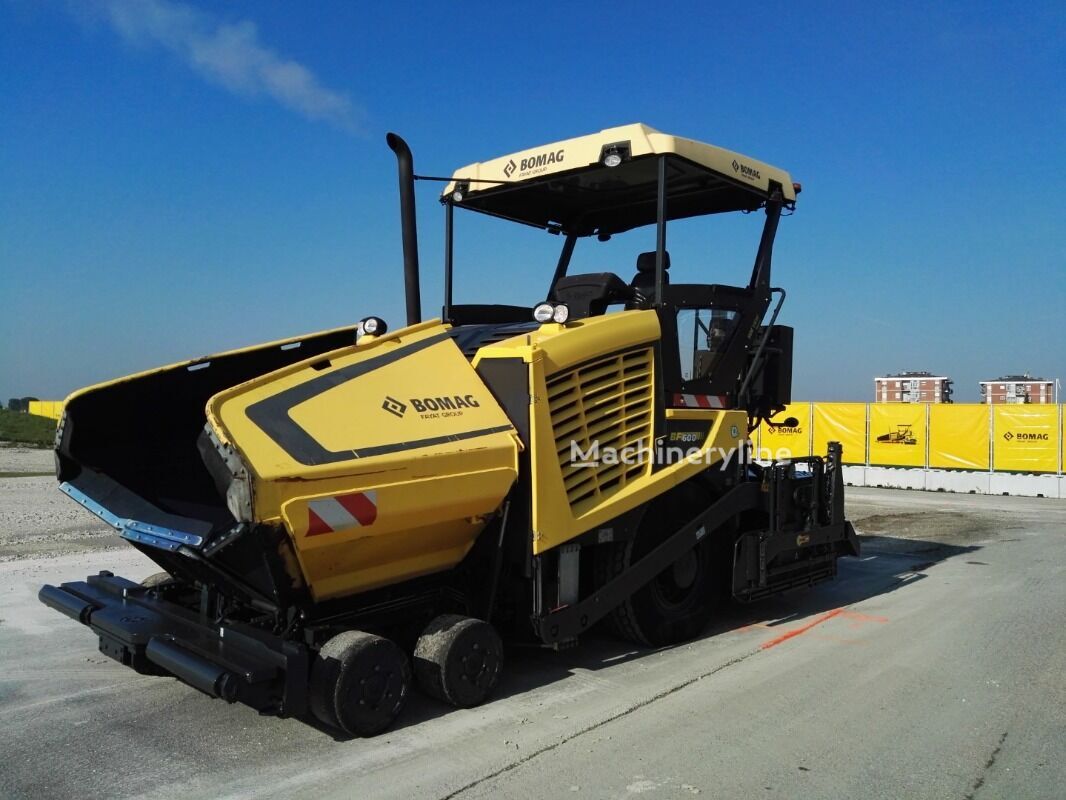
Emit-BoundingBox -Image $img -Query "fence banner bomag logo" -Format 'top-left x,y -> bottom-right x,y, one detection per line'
382,394 -> 481,420
766,425 -> 802,436
1002,431 -> 1048,441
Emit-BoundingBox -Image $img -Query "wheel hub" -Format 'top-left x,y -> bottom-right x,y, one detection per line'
460,643 -> 493,687
652,548 -> 702,609
351,665 -> 398,710
672,550 -> 698,589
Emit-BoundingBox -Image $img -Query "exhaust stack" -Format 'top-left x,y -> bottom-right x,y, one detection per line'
386,132 -> 422,326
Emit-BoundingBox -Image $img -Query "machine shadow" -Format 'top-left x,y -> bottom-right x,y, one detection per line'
313,532 -> 980,740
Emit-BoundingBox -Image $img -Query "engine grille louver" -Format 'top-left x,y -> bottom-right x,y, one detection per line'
547,348 -> 654,515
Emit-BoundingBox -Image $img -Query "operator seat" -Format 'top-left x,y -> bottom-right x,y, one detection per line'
631,251 -> 670,304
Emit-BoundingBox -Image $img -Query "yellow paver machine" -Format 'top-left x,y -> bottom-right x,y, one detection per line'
40,124 -> 859,734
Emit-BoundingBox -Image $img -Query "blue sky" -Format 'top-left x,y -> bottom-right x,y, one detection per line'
1,0 -> 1063,402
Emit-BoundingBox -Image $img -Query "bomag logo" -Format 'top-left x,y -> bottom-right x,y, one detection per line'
509,149 -> 565,178
408,394 -> 481,419
411,395 -> 480,412
1003,431 -> 1048,441
383,394 -> 481,419
731,158 -> 761,180
381,396 -> 406,418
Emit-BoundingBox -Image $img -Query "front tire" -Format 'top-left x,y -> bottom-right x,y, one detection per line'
596,485 -> 720,647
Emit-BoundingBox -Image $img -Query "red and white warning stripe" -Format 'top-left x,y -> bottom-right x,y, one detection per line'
672,393 -> 728,409
307,490 -> 378,537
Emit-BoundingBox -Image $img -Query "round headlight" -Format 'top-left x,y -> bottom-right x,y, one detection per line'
603,152 -> 622,168
533,302 -> 555,323
452,189 -> 464,202
552,303 -> 569,324
358,316 -> 387,338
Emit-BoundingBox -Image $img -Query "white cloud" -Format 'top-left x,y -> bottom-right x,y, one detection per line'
88,0 -> 361,132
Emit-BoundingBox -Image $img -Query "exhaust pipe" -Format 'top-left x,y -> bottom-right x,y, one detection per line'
386,132 -> 422,326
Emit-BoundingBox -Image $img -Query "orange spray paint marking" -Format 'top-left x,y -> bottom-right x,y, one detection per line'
760,608 -> 844,650
759,607 -> 888,650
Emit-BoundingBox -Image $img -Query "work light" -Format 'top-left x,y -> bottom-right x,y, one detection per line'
532,302 -> 555,323
357,316 -> 387,338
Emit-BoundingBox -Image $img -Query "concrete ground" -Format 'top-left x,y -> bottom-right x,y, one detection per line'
0,481 -> 1063,800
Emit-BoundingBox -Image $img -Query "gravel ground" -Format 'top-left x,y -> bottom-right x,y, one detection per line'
0,475 -> 117,561
0,446 -> 55,474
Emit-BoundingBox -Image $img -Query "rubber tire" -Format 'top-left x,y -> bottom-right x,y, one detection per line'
140,571 -> 173,588
309,631 -> 411,736
596,485 -> 719,648
413,615 -> 503,708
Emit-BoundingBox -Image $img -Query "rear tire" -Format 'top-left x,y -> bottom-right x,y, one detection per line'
596,484 -> 720,647
309,631 -> 411,736
413,615 -> 503,708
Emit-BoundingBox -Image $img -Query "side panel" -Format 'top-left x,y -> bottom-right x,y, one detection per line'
207,321 -> 522,601
279,467 -> 518,599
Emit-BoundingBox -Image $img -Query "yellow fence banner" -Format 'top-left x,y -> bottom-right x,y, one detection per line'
868,404 -> 926,467
758,402 -> 811,461
813,403 -> 866,464
929,405 -> 990,470
992,405 -> 1059,473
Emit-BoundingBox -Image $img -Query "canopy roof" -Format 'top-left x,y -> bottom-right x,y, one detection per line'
442,124 -> 796,236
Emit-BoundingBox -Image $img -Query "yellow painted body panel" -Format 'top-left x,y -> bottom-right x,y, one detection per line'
279,468 -> 517,600
206,320 -> 522,601
475,310 -> 746,555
